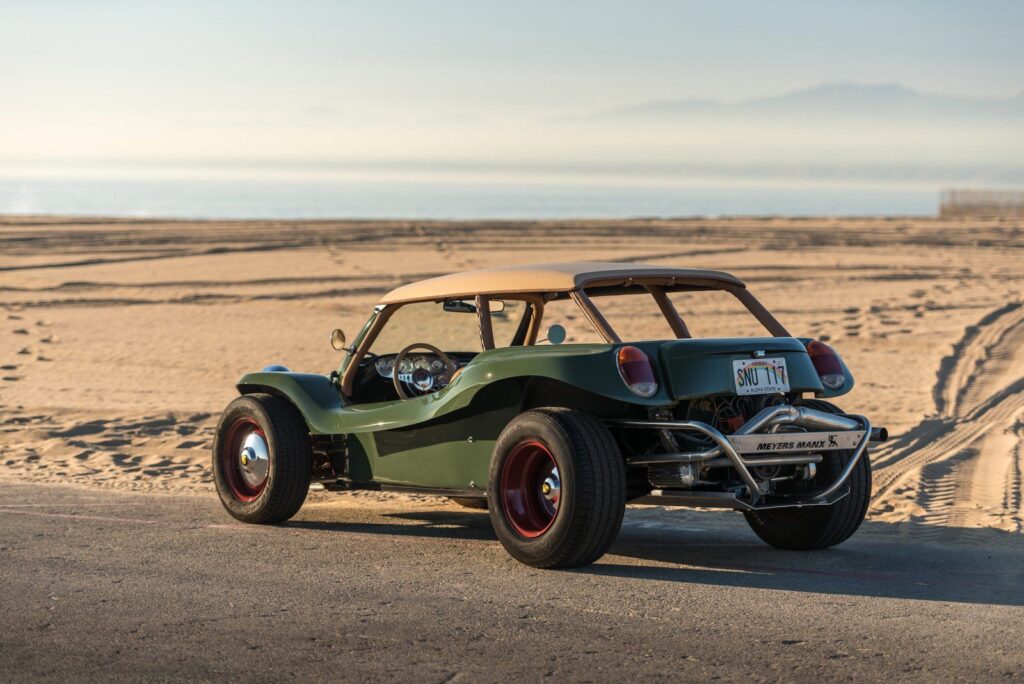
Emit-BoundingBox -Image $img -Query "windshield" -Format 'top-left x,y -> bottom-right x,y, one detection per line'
367,298 -> 534,354
371,301 -> 483,354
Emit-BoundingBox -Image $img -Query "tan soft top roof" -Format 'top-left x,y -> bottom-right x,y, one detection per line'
379,261 -> 744,304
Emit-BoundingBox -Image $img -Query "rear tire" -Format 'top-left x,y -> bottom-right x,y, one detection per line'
488,408 -> 626,569
213,394 -> 312,524
743,399 -> 871,550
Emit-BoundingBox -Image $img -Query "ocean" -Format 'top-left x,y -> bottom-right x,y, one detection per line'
0,175 -> 940,220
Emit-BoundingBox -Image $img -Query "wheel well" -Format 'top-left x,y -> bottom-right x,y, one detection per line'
512,377 -> 651,500
518,376 -> 632,417
237,385 -> 343,479
450,377 -> 635,450
237,385 -> 314,430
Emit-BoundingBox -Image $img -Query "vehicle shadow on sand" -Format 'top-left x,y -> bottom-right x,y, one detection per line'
592,517 -> 1024,607
289,507 -> 1024,607
285,509 -> 498,541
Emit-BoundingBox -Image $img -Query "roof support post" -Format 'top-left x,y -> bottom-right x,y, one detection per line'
570,290 -> 621,343
645,285 -> 691,339
476,295 -> 496,350
341,303 -> 397,396
519,294 -> 546,346
728,286 -> 790,337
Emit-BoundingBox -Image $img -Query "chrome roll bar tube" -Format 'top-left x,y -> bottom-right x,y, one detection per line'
606,405 -> 874,505
815,414 -> 871,501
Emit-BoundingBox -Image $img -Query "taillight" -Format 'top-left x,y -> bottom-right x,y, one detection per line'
806,340 -> 845,389
616,346 -> 658,397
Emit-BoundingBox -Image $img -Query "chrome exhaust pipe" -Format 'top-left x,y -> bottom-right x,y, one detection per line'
724,404 -> 859,435
738,405 -> 860,433
790,406 -> 860,431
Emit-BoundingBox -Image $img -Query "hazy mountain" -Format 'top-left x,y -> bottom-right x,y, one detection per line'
590,83 -> 1024,123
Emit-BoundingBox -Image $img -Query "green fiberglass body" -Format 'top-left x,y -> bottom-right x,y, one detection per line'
214,262 -> 886,568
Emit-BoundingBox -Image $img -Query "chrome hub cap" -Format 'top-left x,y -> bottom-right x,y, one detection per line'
238,432 -> 269,489
221,418 -> 270,503
541,468 -> 560,507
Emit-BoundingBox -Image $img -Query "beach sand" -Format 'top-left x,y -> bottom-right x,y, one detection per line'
1,215 -> 1022,534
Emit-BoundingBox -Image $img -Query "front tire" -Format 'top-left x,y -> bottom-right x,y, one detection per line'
213,394 -> 312,524
488,408 -> 626,569
743,399 -> 871,550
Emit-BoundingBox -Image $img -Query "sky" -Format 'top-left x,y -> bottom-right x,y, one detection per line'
0,0 -> 1021,179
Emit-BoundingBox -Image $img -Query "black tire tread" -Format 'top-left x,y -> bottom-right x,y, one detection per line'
536,408 -> 626,568
489,408 -> 626,569
213,393 -> 312,524
743,399 -> 871,550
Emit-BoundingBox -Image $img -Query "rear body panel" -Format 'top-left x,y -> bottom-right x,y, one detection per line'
658,337 -> 825,400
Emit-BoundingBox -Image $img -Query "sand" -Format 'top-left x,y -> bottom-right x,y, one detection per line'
1,215 -> 1022,533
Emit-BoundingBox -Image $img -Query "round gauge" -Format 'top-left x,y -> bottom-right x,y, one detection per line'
414,356 -> 431,371
429,358 -> 446,374
375,357 -> 394,377
398,357 -> 414,374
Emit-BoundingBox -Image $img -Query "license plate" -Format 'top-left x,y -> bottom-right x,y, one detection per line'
733,357 -> 789,395
728,430 -> 864,454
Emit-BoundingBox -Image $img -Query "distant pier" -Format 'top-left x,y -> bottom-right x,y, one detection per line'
940,188 -> 1024,217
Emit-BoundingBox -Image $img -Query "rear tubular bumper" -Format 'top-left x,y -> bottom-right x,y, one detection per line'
607,405 -> 881,510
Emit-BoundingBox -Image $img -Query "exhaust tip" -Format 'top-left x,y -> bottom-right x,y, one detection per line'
870,427 -> 889,443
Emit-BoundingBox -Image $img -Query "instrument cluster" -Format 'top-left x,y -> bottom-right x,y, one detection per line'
373,353 -> 448,379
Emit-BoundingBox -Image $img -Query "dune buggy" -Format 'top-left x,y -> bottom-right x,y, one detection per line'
214,262 -> 885,568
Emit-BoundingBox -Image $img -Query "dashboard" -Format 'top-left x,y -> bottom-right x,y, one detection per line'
348,351 -> 476,402
373,353 -> 451,379
370,352 -> 473,396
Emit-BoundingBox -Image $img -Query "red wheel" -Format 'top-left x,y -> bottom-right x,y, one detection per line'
488,409 -> 625,568
213,394 -> 311,524
500,439 -> 561,538
220,417 -> 269,502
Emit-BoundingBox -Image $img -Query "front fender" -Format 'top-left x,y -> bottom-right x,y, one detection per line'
237,371 -> 343,433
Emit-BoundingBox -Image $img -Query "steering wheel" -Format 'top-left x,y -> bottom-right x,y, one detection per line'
392,343 -> 459,400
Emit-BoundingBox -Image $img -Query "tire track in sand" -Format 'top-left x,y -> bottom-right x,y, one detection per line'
870,302 -> 1024,531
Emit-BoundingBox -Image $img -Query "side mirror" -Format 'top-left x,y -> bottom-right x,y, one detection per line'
330,328 -> 348,351
546,324 -> 566,345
